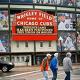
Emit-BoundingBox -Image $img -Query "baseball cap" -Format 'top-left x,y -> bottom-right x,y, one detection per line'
54,53 -> 59,57
66,52 -> 72,57
46,53 -> 51,57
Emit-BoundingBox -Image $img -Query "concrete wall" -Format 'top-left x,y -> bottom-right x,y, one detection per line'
11,41 -> 57,52
36,41 -> 57,52
11,41 -> 34,52
0,55 -> 32,66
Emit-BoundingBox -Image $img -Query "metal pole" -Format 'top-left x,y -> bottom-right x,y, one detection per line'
60,40 -> 62,52
75,6 -> 78,63
33,4 -> 36,65
8,4 -> 11,62
33,41 -> 36,65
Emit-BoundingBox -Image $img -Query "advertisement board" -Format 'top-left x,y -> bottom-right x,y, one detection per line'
0,0 -> 33,3
57,13 -> 76,31
0,10 -> 9,31
77,32 -> 80,50
57,32 -> 76,51
77,14 -> 80,50
77,0 -> 80,7
77,14 -> 80,30
0,0 -> 9,3
0,0 -> 75,6
12,10 -> 57,41
33,0 -> 75,6
10,0 -> 33,3
0,32 -> 9,52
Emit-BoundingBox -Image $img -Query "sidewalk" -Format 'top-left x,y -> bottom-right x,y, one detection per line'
13,64 -> 80,72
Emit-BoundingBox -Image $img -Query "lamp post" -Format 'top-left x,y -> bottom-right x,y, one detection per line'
58,36 -> 63,52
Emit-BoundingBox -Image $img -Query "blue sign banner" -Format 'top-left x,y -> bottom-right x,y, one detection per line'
0,0 -> 33,3
10,0 -> 33,3
0,0 -> 9,3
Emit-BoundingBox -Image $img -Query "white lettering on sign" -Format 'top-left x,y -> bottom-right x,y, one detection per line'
16,12 -> 37,19
17,21 -> 53,26
40,22 -> 53,26
16,10 -> 53,21
16,26 -> 53,34
39,12 -> 52,20
17,21 -> 38,26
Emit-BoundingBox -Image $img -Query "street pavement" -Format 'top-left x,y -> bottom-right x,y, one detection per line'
0,64 -> 80,80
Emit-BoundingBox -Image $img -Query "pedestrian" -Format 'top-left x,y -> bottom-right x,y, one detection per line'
40,53 -> 51,80
50,53 -> 59,80
63,52 -> 72,80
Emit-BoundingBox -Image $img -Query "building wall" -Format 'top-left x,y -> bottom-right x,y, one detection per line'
36,41 -> 57,52
11,41 -> 57,52
0,55 -> 32,66
11,41 -> 34,52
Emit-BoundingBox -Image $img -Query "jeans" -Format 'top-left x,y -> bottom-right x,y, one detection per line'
43,71 -> 48,80
65,71 -> 70,80
52,70 -> 57,80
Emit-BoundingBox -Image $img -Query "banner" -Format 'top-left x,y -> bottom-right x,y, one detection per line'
57,32 -> 76,51
0,10 -> 9,30
0,32 -> 9,52
10,0 -> 33,3
58,13 -> 76,31
0,0 -> 33,3
33,0 -> 75,6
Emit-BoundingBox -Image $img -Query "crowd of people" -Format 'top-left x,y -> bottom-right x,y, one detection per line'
40,52 -> 72,80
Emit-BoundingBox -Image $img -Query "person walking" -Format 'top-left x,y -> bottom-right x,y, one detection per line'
40,53 -> 51,80
63,52 -> 72,80
50,53 -> 59,80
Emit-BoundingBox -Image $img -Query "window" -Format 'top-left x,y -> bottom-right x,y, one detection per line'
16,56 -> 20,62
0,57 -> 4,61
16,41 -> 19,48
6,57 -> 10,62
49,41 -> 52,47
21,56 -> 25,62
25,56 -> 29,62
40,42 -> 43,47
12,56 -> 15,62
25,42 -> 28,47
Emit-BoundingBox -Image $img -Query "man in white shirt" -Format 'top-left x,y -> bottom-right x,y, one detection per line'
58,14 -> 75,30
63,52 -> 72,80
63,33 -> 75,50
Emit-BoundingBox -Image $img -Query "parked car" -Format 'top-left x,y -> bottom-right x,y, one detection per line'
0,60 -> 14,72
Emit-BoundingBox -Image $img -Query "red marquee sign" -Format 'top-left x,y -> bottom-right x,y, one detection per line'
12,10 -> 58,41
